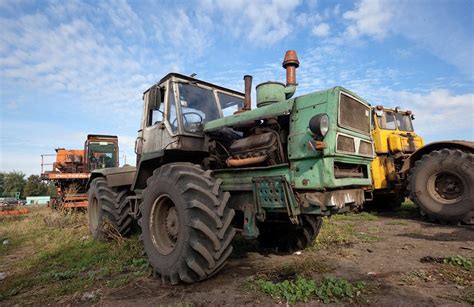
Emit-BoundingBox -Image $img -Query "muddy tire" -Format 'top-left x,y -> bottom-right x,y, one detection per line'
88,177 -> 133,239
139,163 -> 236,285
259,215 -> 323,252
408,149 -> 474,224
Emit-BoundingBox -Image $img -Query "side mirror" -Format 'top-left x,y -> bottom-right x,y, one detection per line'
148,85 -> 161,110
411,114 -> 415,120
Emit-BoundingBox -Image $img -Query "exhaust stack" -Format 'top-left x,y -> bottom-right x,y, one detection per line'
282,50 -> 300,86
243,75 -> 252,111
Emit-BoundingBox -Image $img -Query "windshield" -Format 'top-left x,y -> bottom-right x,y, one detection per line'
377,111 -> 396,130
178,83 -> 220,133
218,92 -> 244,117
88,142 -> 117,170
395,113 -> 414,131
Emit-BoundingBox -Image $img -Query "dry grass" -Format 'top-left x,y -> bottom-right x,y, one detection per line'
0,206 -> 149,305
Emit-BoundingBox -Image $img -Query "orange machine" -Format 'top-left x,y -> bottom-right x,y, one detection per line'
41,134 -> 119,209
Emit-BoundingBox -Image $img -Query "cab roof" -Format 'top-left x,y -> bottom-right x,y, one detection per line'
144,72 -> 244,97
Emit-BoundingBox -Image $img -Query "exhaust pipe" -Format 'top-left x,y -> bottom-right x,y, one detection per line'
282,50 -> 299,85
242,75 -> 252,111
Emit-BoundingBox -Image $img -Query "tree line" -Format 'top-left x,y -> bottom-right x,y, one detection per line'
0,171 -> 57,199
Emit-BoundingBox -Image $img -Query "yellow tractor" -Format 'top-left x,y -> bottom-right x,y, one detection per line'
370,105 -> 473,224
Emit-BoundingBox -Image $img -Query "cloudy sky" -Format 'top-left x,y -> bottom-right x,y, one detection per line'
1,0 -> 473,175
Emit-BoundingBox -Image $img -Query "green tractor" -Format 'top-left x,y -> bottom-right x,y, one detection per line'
87,51 -> 374,284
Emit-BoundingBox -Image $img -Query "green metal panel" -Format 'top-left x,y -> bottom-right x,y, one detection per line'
256,82 -> 286,107
210,85 -> 373,191
287,86 -> 372,189
204,96 -> 295,132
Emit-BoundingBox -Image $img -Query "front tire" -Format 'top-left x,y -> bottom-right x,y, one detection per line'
140,163 -> 236,285
408,149 -> 474,224
258,215 -> 323,252
87,177 -> 133,239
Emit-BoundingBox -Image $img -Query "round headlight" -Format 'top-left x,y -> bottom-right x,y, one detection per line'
309,113 -> 329,138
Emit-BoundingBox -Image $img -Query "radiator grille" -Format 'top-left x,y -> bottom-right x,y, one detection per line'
337,135 -> 355,153
359,141 -> 373,156
339,93 -> 370,134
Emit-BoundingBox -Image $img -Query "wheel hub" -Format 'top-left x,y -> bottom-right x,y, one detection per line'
166,207 -> 179,240
429,171 -> 465,204
149,195 -> 179,255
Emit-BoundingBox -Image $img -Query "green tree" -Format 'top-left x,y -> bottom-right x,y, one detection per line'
24,175 -> 49,196
46,181 -> 58,197
0,172 -> 5,196
3,171 -> 26,198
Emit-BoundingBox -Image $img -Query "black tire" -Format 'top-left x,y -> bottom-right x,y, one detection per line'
367,193 -> 404,211
408,149 -> 474,224
87,177 -> 133,239
258,215 -> 323,252
139,163 -> 236,285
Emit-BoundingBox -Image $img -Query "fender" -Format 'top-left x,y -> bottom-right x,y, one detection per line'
131,150 -> 164,190
86,165 -> 137,190
400,140 -> 474,175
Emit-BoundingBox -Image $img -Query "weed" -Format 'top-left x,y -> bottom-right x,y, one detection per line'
463,293 -> 474,304
252,275 -> 365,304
443,255 -> 473,270
400,270 -> 435,285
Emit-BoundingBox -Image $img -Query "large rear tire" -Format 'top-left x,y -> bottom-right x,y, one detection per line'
87,177 -> 133,239
408,149 -> 474,224
139,163 -> 236,285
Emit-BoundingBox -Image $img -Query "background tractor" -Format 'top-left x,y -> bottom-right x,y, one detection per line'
370,105 -> 473,223
86,50 -> 375,284
41,134 -> 119,209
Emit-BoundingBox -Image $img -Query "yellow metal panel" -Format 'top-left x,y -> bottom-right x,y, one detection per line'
388,134 -> 403,153
371,156 -> 388,189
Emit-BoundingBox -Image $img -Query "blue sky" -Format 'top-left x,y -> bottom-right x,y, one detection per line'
1,0 -> 473,175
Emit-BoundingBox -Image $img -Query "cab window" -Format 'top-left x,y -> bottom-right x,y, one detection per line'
395,113 -> 414,131
178,83 -> 219,133
377,111 -> 396,130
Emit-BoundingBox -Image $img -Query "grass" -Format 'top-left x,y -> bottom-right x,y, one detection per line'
310,215 -> 382,250
250,275 -> 365,304
392,200 -> 419,218
385,220 -> 408,225
277,255 -> 335,276
0,207 -> 150,305
332,211 -> 379,221
402,255 -> 473,303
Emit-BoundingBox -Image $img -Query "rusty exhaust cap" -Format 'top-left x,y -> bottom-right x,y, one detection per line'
282,50 -> 300,85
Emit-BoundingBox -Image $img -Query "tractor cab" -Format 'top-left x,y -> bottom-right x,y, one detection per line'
84,135 -> 119,171
135,73 -> 245,161
372,106 -> 424,155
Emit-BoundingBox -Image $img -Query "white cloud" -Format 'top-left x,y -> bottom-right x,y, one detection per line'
211,0 -> 301,45
394,90 -> 474,138
153,8 -> 210,58
343,0 -> 393,39
311,23 -> 330,37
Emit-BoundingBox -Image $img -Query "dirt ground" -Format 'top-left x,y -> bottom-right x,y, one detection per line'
1,206 -> 473,306
96,211 -> 473,306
